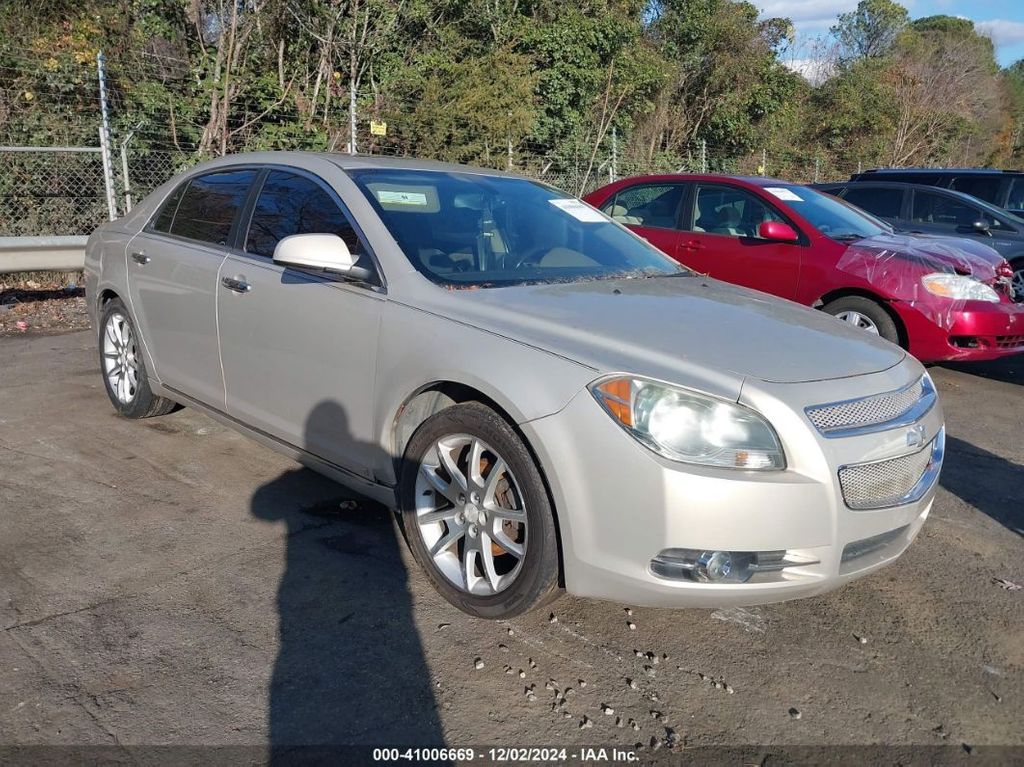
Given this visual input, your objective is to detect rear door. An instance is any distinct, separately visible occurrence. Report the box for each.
[217,168,384,477]
[676,182,802,300]
[127,168,256,407]
[597,182,686,260]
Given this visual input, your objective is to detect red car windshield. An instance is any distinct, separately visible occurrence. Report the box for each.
[765,185,890,242]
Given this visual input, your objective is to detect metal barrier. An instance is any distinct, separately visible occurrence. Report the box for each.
[0,236,87,274]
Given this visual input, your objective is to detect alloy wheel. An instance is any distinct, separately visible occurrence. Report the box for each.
[835,310,880,335]
[1013,267,1024,302]
[414,434,528,596]
[102,312,140,404]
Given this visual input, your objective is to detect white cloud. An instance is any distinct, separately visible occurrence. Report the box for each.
[757,0,857,25]
[976,19,1024,48]
[783,57,837,85]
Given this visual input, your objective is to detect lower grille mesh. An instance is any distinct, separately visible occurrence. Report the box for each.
[839,442,934,510]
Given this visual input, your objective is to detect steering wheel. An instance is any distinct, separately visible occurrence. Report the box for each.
[508,245,552,269]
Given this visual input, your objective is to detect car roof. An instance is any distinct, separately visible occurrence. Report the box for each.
[858,167,1024,176]
[821,180,993,203]
[601,173,794,187]
[178,150,522,179]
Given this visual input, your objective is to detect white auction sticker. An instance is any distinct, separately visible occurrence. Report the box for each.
[377,190,429,206]
[549,198,606,222]
[764,187,803,202]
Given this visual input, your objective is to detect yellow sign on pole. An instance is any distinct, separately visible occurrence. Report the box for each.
[370,120,387,137]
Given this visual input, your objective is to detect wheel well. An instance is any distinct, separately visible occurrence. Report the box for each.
[813,287,908,349]
[97,289,121,309]
[391,382,566,587]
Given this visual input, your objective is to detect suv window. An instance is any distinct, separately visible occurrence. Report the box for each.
[911,191,990,229]
[949,176,1002,205]
[245,171,367,262]
[601,184,684,229]
[161,169,257,245]
[841,186,903,220]
[690,185,783,238]
[1007,178,1024,211]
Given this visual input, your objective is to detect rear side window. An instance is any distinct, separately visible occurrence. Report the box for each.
[949,176,1002,205]
[601,184,685,229]
[1007,179,1024,211]
[161,170,256,245]
[841,187,904,219]
[245,171,366,259]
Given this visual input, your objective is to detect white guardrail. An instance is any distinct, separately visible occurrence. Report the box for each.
[0,236,87,274]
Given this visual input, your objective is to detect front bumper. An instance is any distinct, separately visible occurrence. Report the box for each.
[896,298,1024,362]
[522,362,943,608]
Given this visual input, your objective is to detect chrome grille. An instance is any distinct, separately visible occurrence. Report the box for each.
[838,441,935,510]
[806,376,930,436]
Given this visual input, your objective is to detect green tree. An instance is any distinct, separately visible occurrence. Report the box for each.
[830,0,908,62]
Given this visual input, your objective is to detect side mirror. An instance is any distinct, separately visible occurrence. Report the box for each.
[758,220,799,242]
[273,233,372,281]
[970,220,991,235]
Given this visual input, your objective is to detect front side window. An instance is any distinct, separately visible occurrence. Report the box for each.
[841,187,904,220]
[601,184,685,229]
[162,169,257,245]
[348,170,684,288]
[245,171,366,261]
[761,184,887,241]
[911,191,987,229]
[690,185,783,238]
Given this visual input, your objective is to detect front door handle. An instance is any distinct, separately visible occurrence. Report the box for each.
[681,239,704,251]
[131,251,150,265]
[221,276,252,294]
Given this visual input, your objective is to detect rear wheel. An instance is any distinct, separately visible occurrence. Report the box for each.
[98,298,177,419]
[821,296,900,346]
[398,402,561,619]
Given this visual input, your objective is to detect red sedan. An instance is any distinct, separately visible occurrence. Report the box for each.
[585,175,1024,363]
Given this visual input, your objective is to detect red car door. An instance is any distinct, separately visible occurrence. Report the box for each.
[597,181,687,260]
[677,182,802,300]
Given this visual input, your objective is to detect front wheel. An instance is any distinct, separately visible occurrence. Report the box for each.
[1010,258,1024,302]
[398,402,562,619]
[98,298,177,419]
[821,295,900,346]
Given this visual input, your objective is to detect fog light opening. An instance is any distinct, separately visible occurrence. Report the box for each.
[651,548,818,583]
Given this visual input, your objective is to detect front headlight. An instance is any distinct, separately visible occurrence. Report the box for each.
[921,273,1000,303]
[590,376,785,470]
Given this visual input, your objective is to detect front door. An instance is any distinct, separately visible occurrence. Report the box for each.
[127,168,257,406]
[678,183,802,300]
[217,169,384,477]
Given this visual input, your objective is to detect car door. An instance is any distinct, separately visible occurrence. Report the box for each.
[597,182,686,259]
[217,168,384,478]
[677,183,802,300]
[127,168,257,407]
[836,185,907,228]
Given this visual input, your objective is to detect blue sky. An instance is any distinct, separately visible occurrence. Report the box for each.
[760,0,1024,67]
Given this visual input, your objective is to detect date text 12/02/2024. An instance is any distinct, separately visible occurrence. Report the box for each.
[371,747,639,762]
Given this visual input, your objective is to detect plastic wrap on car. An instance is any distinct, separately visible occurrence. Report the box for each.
[834,234,1009,330]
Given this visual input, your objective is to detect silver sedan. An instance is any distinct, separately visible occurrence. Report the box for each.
[85,152,945,618]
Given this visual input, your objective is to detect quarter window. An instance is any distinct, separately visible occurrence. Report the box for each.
[690,185,783,238]
[163,169,256,245]
[841,187,903,220]
[601,184,685,229]
[245,171,365,261]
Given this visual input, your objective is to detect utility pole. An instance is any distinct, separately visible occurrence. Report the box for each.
[611,126,618,182]
[349,88,357,155]
[96,51,117,220]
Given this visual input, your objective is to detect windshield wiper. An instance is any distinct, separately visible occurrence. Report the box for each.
[832,232,867,242]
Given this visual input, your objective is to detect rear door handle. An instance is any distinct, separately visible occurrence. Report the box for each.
[681,239,704,251]
[131,251,150,265]
[221,276,251,293]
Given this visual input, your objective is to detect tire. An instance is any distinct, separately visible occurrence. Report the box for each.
[821,295,900,346]
[1010,258,1024,303]
[398,402,562,619]
[98,298,177,419]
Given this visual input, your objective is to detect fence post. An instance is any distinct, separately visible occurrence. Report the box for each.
[120,129,136,213]
[348,88,357,155]
[700,139,707,174]
[96,51,117,220]
[761,147,767,177]
[611,126,618,182]
[813,156,820,183]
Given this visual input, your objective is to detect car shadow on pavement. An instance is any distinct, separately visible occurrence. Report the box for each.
[250,401,446,757]
[941,356,1024,386]
[940,435,1024,537]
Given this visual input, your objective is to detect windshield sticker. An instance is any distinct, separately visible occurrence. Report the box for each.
[549,198,607,222]
[765,187,803,202]
[377,190,429,206]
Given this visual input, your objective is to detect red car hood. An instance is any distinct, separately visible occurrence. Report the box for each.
[841,232,1003,282]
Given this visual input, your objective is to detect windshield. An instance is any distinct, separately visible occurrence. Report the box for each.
[348,169,685,287]
[766,184,889,241]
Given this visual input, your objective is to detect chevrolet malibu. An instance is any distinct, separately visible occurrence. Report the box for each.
[85,153,945,618]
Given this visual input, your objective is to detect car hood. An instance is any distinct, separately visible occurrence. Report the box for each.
[412,275,906,398]
[843,232,1002,281]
